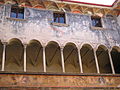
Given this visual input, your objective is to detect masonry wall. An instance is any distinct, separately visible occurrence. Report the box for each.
[117,15,120,26]
[0,4,119,48]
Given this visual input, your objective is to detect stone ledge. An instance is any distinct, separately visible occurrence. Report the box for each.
[6,17,27,21]
[0,71,120,76]
[51,22,69,27]
[91,26,107,30]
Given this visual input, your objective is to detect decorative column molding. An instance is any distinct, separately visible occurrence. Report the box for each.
[108,50,115,74]
[93,49,100,74]
[60,46,65,73]
[77,47,83,73]
[43,46,46,72]
[23,44,27,72]
[1,42,7,71]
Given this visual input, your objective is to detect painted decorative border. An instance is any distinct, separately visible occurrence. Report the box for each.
[0,74,120,88]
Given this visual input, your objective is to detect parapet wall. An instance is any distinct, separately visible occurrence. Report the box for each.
[0,73,120,89]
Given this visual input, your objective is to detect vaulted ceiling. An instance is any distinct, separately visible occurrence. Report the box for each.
[0,0,120,16]
[62,0,117,6]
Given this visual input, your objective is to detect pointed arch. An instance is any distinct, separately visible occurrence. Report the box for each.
[27,39,43,72]
[5,38,24,72]
[80,44,97,73]
[45,41,62,73]
[63,42,80,73]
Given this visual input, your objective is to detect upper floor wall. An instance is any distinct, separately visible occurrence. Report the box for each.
[0,4,120,48]
[117,15,120,26]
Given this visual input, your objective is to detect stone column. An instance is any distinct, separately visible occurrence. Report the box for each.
[1,42,7,71]
[60,47,65,73]
[43,46,46,72]
[23,44,27,72]
[108,50,115,74]
[77,47,83,73]
[93,49,100,73]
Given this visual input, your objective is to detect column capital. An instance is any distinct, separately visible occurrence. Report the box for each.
[77,47,80,51]
[23,43,27,48]
[42,42,47,48]
[60,46,64,49]
[2,42,7,45]
[42,46,46,49]
[108,49,112,52]
[93,48,98,51]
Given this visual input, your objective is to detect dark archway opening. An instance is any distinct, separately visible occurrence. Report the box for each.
[96,46,112,73]
[63,43,80,73]
[27,40,43,72]
[46,41,62,73]
[80,44,97,73]
[5,38,24,72]
[111,47,120,74]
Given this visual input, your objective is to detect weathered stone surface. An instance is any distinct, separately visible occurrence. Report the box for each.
[0,5,119,48]
[0,74,120,88]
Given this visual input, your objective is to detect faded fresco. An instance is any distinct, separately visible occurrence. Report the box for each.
[0,74,120,88]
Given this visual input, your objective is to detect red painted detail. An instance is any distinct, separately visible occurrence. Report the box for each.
[62,0,118,7]
[72,10,81,14]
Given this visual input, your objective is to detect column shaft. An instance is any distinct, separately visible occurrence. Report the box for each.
[61,47,65,73]
[108,50,115,74]
[43,47,46,72]
[24,44,27,72]
[78,49,83,73]
[1,43,7,71]
[93,50,100,73]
